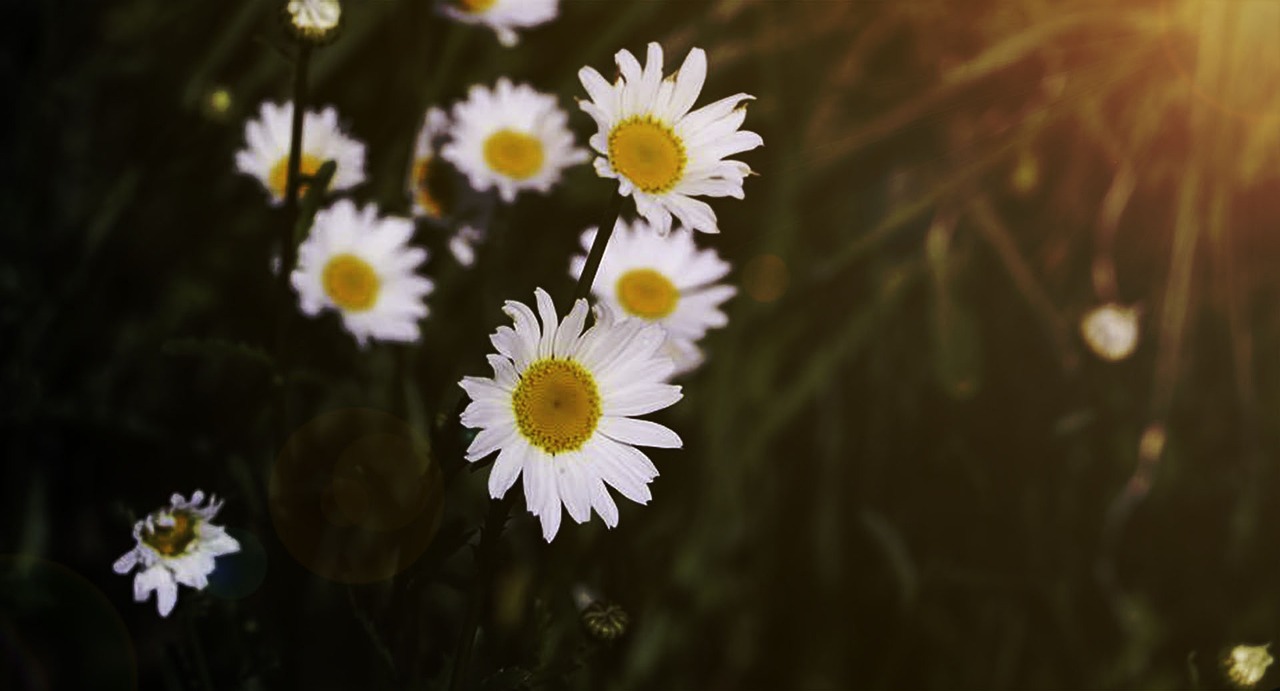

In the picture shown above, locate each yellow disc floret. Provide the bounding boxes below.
[142,511,197,557]
[483,129,545,180]
[608,116,686,193]
[412,156,444,218]
[459,0,497,12]
[616,268,679,320]
[269,153,326,199]
[322,253,381,311]
[513,359,602,454]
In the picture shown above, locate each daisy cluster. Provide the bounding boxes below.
[118,4,762,618]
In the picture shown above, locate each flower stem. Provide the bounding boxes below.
[448,493,514,691]
[273,41,312,444]
[571,191,625,304]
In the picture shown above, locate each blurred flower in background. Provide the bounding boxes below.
[284,0,341,43]
[112,491,241,617]
[439,0,558,47]
[441,78,586,203]
[1080,303,1140,362]
[235,101,366,205]
[291,200,433,346]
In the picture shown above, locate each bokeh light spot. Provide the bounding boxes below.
[743,254,789,303]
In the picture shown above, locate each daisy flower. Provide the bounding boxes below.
[441,78,587,204]
[570,219,736,376]
[577,42,764,235]
[235,101,366,206]
[291,199,433,346]
[285,0,341,42]
[459,288,683,541]
[408,107,453,220]
[440,0,557,48]
[113,491,240,617]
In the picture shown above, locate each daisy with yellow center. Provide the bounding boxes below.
[459,288,683,541]
[441,78,587,204]
[291,199,433,346]
[113,491,241,617]
[235,101,366,206]
[408,107,452,220]
[578,43,764,235]
[440,0,557,47]
[570,219,736,376]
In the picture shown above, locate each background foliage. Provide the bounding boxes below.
[4,0,1280,689]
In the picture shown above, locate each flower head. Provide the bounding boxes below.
[285,0,342,43]
[291,200,433,346]
[459,288,683,541]
[235,101,366,206]
[440,0,557,47]
[113,491,241,617]
[408,107,454,220]
[1080,303,1140,362]
[578,42,763,235]
[1225,643,1274,689]
[441,79,587,203]
[570,219,735,375]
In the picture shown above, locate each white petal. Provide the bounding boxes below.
[598,416,683,449]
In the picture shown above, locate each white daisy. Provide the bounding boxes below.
[578,42,764,235]
[448,224,486,267]
[1080,303,1140,362]
[235,101,366,206]
[408,107,452,220]
[459,288,683,541]
[570,219,736,376]
[441,78,587,204]
[291,199,433,346]
[112,491,241,618]
[440,0,557,47]
[285,0,341,42]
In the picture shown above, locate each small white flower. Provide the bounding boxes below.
[459,288,683,541]
[570,219,735,376]
[578,42,763,235]
[1080,303,1140,362]
[285,0,341,42]
[113,491,241,618]
[448,224,486,267]
[441,78,587,203]
[440,0,557,47]
[408,107,452,220]
[291,200,433,346]
[235,101,366,206]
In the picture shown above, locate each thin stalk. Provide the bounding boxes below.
[273,42,312,444]
[572,192,625,305]
[448,493,514,691]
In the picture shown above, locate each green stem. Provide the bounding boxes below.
[572,192,625,305]
[448,494,514,691]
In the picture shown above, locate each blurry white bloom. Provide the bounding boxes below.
[408,107,452,220]
[1080,303,1140,362]
[459,288,682,541]
[577,42,763,235]
[1225,643,1273,689]
[570,219,735,376]
[285,0,341,42]
[448,225,486,267]
[113,491,240,618]
[235,101,366,206]
[441,79,586,203]
[292,200,433,346]
[440,0,557,47]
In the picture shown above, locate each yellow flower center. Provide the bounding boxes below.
[512,359,602,454]
[483,129,544,180]
[412,155,444,218]
[269,153,326,200]
[322,254,380,312]
[608,117,686,193]
[459,0,496,12]
[615,268,679,320]
[142,511,197,557]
